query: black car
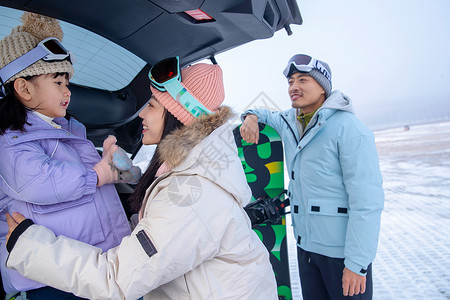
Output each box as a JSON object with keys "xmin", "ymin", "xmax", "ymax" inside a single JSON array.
[{"xmin": 0, "ymin": 0, "xmax": 301, "ymax": 296}]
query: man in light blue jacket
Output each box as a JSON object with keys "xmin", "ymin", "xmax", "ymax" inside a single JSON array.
[{"xmin": 240, "ymin": 54, "xmax": 384, "ymax": 299}]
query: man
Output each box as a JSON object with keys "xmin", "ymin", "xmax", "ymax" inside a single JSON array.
[{"xmin": 240, "ymin": 54, "xmax": 384, "ymax": 299}]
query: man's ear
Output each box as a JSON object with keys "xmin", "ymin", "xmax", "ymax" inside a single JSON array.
[{"xmin": 13, "ymin": 78, "xmax": 32, "ymax": 101}]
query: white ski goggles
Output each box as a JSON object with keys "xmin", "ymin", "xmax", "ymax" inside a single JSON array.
[
  {"xmin": 0, "ymin": 37, "xmax": 74, "ymax": 87},
  {"xmin": 282, "ymin": 54, "xmax": 331, "ymax": 81}
]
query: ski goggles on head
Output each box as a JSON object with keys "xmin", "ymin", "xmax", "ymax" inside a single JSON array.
[
  {"xmin": 149, "ymin": 56, "xmax": 212, "ymax": 118},
  {"xmin": 282, "ymin": 54, "xmax": 332, "ymax": 81},
  {"xmin": 0, "ymin": 37, "xmax": 74, "ymax": 88}
]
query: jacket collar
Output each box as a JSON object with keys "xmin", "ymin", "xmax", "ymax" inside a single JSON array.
[
  {"xmin": 158, "ymin": 106, "xmax": 233, "ymax": 169},
  {"xmin": 3, "ymin": 112, "xmax": 85, "ymax": 145}
]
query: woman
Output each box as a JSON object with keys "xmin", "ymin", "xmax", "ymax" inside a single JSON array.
[{"xmin": 6, "ymin": 59, "xmax": 278, "ymax": 299}]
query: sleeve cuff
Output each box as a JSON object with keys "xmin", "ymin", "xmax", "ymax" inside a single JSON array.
[
  {"xmin": 344, "ymin": 258, "xmax": 369, "ymax": 276},
  {"xmin": 6, "ymin": 219, "xmax": 35, "ymax": 253},
  {"xmin": 85, "ymin": 168, "xmax": 99, "ymax": 193},
  {"xmin": 240, "ymin": 110, "xmax": 259, "ymax": 122}
]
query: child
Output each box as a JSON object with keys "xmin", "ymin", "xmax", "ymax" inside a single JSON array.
[{"xmin": 0, "ymin": 12, "xmax": 140, "ymax": 299}]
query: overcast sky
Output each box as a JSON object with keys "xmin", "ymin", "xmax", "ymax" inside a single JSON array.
[{"xmin": 215, "ymin": 0, "xmax": 450, "ymax": 129}]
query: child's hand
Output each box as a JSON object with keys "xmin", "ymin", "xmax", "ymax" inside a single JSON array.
[
  {"xmin": 102, "ymin": 135, "xmax": 118, "ymax": 156},
  {"xmin": 93, "ymin": 136, "xmax": 142, "ymax": 186},
  {"xmin": 112, "ymin": 148, "xmax": 142, "ymax": 184}
]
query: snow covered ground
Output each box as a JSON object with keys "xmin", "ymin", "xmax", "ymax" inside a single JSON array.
[
  {"xmin": 286, "ymin": 121, "xmax": 450, "ymax": 299},
  {"xmin": 372, "ymin": 121, "xmax": 450, "ymax": 299}
]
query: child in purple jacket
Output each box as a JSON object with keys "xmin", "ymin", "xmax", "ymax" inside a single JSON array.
[{"xmin": 0, "ymin": 12, "xmax": 140, "ymax": 299}]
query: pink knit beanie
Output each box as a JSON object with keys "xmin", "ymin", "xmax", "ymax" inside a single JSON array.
[{"xmin": 150, "ymin": 63, "xmax": 225, "ymax": 125}]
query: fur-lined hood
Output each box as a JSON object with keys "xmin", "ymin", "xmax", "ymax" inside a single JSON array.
[
  {"xmin": 155, "ymin": 106, "xmax": 251, "ymax": 207},
  {"xmin": 158, "ymin": 106, "xmax": 233, "ymax": 169}
]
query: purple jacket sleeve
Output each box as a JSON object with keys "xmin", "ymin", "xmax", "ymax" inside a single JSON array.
[{"xmin": 1, "ymin": 141, "xmax": 98, "ymax": 205}]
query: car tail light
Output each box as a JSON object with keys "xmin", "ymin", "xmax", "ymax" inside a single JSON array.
[{"xmin": 184, "ymin": 9, "xmax": 214, "ymax": 22}]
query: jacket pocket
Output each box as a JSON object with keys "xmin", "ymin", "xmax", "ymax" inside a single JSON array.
[
  {"xmin": 308, "ymin": 198, "xmax": 349, "ymax": 247},
  {"xmin": 30, "ymin": 196, "xmax": 105, "ymax": 245}
]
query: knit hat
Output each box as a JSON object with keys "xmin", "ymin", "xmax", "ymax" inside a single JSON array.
[
  {"xmin": 150, "ymin": 63, "xmax": 225, "ymax": 125},
  {"xmin": 0, "ymin": 12, "xmax": 74, "ymax": 85},
  {"xmin": 284, "ymin": 54, "xmax": 332, "ymax": 98}
]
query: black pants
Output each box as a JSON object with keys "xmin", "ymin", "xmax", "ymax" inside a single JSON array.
[
  {"xmin": 297, "ymin": 247, "xmax": 373, "ymax": 300},
  {"xmin": 8, "ymin": 286, "xmax": 87, "ymax": 300}
]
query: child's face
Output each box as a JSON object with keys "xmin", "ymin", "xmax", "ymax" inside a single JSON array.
[
  {"xmin": 138, "ymin": 96, "xmax": 166, "ymax": 145},
  {"xmin": 25, "ymin": 73, "xmax": 71, "ymax": 118}
]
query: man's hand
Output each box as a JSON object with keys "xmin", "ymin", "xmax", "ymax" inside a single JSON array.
[
  {"xmin": 6, "ymin": 212, "xmax": 26, "ymax": 244},
  {"xmin": 342, "ymin": 267, "xmax": 366, "ymax": 296},
  {"xmin": 240, "ymin": 114, "xmax": 259, "ymax": 144}
]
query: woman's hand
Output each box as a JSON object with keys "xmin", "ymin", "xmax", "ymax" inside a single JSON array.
[{"xmin": 6, "ymin": 212, "xmax": 26, "ymax": 244}]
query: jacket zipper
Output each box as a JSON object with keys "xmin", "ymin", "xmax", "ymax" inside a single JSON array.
[
  {"xmin": 299, "ymin": 117, "xmax": 318, "ymax": 142},
  {"xmin": 280, "ymin": 114, "xmax": 299, "ymax": 144}
]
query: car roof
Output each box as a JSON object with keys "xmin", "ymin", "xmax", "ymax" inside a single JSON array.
[
  {"xmin": 0, "ymin": 0, "xmax": 302, "ymax": 153},
  {"xmin": 0, "ymin": 0, "xmax": 302, "ymax": 67}
]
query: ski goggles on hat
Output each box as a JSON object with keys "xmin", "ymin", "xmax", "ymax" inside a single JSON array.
[
  {"xmin": 282, "ymin": 54, "xmax": 331, "ymax": 81},
  {"xmin": 0, "ymin": 37, "xmax": 74, "ymax": 89},
  {"xmin": 149, "ymin": 56, "xmax": 212, "ymax": 118}
]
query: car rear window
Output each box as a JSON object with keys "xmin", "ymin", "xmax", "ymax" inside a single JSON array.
[{"xmin": 0, "ymin": 6, "xmax": 146, "ymax": 91}]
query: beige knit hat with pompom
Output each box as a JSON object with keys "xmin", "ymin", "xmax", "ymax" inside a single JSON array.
[{"xmin": 0, "ymin": 12, "xmax": 74, "ymax": 85}]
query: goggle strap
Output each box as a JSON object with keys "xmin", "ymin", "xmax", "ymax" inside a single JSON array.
[
  {"xmin": 314, "ymin": 61, "xmax": 332, "ymax": 81},
  {"xmin": 0, "ymin": 46, "xmax": 47, "ymax": 84},
  {"xmin": 164, "ymin": 80, "xmax": 213, "ymax": 117}
]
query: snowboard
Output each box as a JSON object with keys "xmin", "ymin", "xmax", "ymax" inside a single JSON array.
[{"xmin": 233, "ymin": 123, "xmax": 292, "ymax": 300}]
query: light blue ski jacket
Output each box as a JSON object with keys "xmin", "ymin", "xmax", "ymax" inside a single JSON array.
[{"xmin": 242, "ymin": 90, "xmax": 384, "ymax": 275}]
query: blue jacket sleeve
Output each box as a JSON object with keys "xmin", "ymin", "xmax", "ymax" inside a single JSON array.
[
  {"xmin": 0, "ymin": 141, "xmax": 97, "ymax": 205},
  {"xmin": 241, "ymin": 108, "xmax": 286, "ymax": 135},
  {"xmin": 339, "ymin": 133, "xmax": 385, "ymax": 275}
]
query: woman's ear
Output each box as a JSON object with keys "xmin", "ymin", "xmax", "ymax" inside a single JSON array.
[{"xmin": 13, "ymin": 78, "xmax": 32, "ymax": 101}]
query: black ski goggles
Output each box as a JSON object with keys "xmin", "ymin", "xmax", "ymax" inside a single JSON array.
[{"xmin": 149, "ymin": 56, "xmax": 212, "ymax": 118}]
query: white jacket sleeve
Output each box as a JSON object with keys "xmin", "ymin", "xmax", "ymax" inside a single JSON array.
[{"xmin": 7, "ymin": 183, "xmax": 219, "ymax": 300}]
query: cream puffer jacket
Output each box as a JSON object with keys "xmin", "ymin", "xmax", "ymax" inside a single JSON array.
[{"xmin": 7, "ymin": 107, "xmax": 278, "ymax": 300}]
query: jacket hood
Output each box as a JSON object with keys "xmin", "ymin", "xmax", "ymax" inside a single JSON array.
[
  {"xmin": 158, "ymin": 106, "xmax": 233, "ymax": 168},
  {"xmin": 281, "ymin": 90, "xmax": 355, "ymax": 128},
  {"xmin": 156, "ymin": 106, "xmax": 251, "ymax": 206},
  {"xmin": 299, "ymin": 90, "xmax": 354, "ymax": 132},
  {"xmin": 320, "ymin": 90, "xmax": 354, "ymax": 114}
]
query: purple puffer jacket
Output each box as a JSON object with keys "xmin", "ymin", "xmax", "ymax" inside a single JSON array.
[{"xmin": 0, "ymin": 112, "xmax": 131, "ymax": 293}]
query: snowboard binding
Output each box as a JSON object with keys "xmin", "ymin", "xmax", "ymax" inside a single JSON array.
[{"xmin": 244, "ymin": 190, "xmax": 290, "ymax": 227}]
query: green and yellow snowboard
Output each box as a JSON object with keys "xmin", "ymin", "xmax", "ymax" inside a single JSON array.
[{"xmin": 234, "ymin": 123, "xmax": 291, "ymax": 300}]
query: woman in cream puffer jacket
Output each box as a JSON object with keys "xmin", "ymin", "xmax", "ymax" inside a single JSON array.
[{"xmin": 6, "ymin": 63, "xmax": 278, "ymax": 300}]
